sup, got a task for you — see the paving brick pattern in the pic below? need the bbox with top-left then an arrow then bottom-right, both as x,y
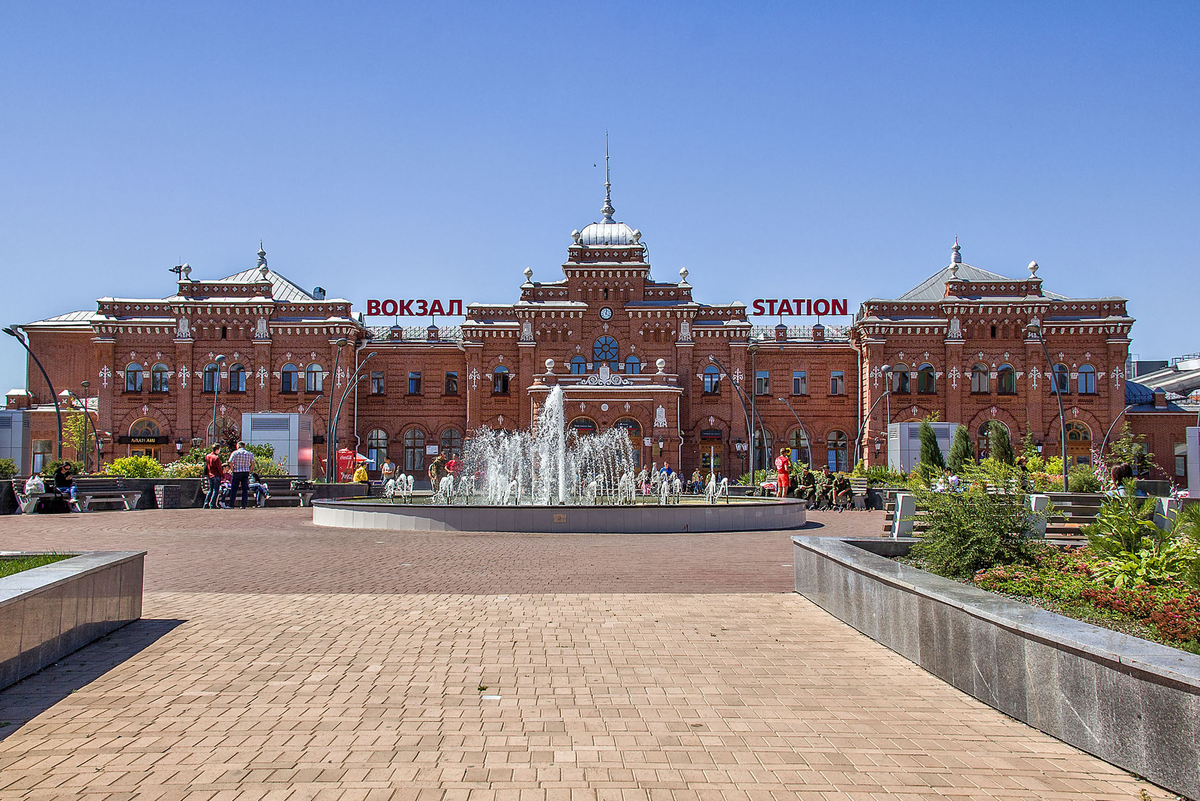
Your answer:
0,509 -> 1172,800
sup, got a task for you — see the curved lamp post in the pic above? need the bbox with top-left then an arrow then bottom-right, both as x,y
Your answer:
210,354 -> 226,446
1027,323 -> 1069,492
329,351 -> 376,481
3,325 -> 62,461
325,338 -> 349,481
776,396 -> 813,468
853,366 -> 892,467
709,355 -> 754,480
81,380 -> 100,472
747,343 -> 759,474
1099,403 -> 1137,458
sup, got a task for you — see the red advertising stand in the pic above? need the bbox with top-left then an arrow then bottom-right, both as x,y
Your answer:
336,448 -> 357,482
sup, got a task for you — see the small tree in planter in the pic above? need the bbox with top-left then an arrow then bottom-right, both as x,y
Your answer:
918,420 -> 946,479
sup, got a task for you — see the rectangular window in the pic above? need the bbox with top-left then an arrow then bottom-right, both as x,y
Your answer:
830,371 -> 845,395
370,371 -> 385,395
32,440 -> 52,474
792,371 -> 807,396
408,371 -> 422,395
1176,443 -> 1187,477
755,370 -> 769,396
444,371 -> 458,395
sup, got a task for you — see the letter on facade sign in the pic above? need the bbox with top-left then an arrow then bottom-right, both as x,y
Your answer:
813,299 -> 830,316
832,299 -> 848,315
765,299 -> 778,315
806,299 -> 812,315
415,299 -> 428,315
777,299 -> 793,315
752,300 -> 766,315
429,300 -> 445,315
398,299 -> 414,315
367,299 -> 381,316
380,299 -> 398,316
793,299 -> 804,314
448,300 -> 463,315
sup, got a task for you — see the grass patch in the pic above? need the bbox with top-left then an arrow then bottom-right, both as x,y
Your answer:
0,553 -> 74,579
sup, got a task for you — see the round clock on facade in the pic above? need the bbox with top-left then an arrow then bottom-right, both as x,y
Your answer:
599,307 -> 613,320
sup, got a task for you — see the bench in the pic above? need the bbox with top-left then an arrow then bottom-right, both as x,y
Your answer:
11,479 -> 73,514
75,479 -> 142,511
850,477 -> 870,510
255,478 -> 314,507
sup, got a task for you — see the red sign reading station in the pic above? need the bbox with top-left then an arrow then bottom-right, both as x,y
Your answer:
751,298 -> 849,317
366,299 -> 464,317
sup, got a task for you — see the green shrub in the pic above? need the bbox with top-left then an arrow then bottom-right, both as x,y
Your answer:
909,486 -> 1044,578
864,465 -> 908,487
1068,464 -> 1102,493
1084,488 -> 1200,588
987,423 -> 1015,465
253,455 -> 288,477
104,456 -> 164,478
918,420 -> 945,471
0,458 -> 17,479
162,460 -> 205,478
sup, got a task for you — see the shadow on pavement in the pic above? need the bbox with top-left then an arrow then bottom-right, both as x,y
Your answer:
0,618 -> 185,741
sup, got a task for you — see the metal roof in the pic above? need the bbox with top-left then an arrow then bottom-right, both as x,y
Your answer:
895,264 -> 1068,302
22,310 -> 96,327
189,268 -> 316,303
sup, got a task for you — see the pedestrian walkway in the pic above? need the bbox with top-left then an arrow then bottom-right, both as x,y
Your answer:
0,510 -> 1170,799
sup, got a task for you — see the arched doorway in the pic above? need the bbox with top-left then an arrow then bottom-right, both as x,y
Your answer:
614,419 -> 643,470
206,415 -> 239,448
1065,421 -> 1092,467
129,418 -> 163,461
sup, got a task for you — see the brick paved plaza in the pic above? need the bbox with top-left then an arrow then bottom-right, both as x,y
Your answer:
0,509 -> 1172,800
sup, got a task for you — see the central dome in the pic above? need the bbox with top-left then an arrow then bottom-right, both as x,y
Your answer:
578,220 -> 639,246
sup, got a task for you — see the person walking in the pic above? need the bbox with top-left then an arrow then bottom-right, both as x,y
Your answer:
202,444 -> 224,509
773,447 -> 792,499
227,441 -> 255,509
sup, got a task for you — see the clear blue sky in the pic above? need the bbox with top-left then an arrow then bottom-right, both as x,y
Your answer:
2,2 -> 1197,394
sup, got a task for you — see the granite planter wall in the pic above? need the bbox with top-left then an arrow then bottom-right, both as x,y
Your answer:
792,536 -> 1200,800
0,551 -> 145,690
313,498 -> 806,533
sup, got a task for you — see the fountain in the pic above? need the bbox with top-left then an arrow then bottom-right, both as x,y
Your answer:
312,385 -> 806,533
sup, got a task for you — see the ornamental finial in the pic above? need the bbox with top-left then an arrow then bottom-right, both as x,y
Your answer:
951,236 -> 962,264
601,131 -> 615,223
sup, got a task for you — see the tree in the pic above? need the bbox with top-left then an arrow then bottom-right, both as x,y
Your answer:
919,420 -> 946,471
947,425 -> 974,473
1020,427 -> 1038,460
63,412 -> 96,470
988,422 -> 1015,466
1106,421 -> 1158,476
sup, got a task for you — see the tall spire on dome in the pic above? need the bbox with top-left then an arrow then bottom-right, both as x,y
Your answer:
601,131 -> 616,223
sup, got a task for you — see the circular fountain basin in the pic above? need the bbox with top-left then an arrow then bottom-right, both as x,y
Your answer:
312,498 -> 806,533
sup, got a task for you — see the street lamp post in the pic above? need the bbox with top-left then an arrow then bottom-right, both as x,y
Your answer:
325,338 -> 349,481
776,396 -> 813,468
3,325 -> 63,461
210,354 -> 226,446
1027,323 -> 1069,492
81,380 -> 97,471
709,355 -> 753,480
329,351 -> 376,481
748,343 -> 759,475
854,382 -> 893,467
1099,403 -> 1137,457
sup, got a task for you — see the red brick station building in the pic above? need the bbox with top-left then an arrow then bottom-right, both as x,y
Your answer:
7,190 -> 1193,485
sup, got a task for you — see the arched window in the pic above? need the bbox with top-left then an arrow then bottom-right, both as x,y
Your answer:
492,365 -> 510,395
997,364 -> 1016,395
917,363 -> 936,394
206,415 -> 239,446
306,363 -> 324,393
228,363 -> 246,393
789,429 -> 811,468
150,363 -> 169,393
570,418 -> 597,436
826,430 -> 848,472
570,356 -> 587,375
281,363 -> 298,393
625,356 -> 641,375
971,364 -> 990,394
1066,421 -> 1091,442
1052,364 -> 1070,394
203,363 -> 219,393
125,363 -> 143,393
891,364 -> 910,394
702,364 -> 721,394
366,429 -> 388,469
128,418 -> 161,460
403,428 -> 425,472
593,336 -> 618,367
1078,364 -> 1096,395
440,428 -> 463,457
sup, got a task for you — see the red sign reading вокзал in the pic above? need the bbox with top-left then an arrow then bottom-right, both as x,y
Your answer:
366,299 -> 464,317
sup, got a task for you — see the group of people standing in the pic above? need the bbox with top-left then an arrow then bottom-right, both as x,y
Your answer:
201,442 -> 271,509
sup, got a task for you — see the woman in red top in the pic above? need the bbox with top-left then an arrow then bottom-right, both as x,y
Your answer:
774,447 -> 792,499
